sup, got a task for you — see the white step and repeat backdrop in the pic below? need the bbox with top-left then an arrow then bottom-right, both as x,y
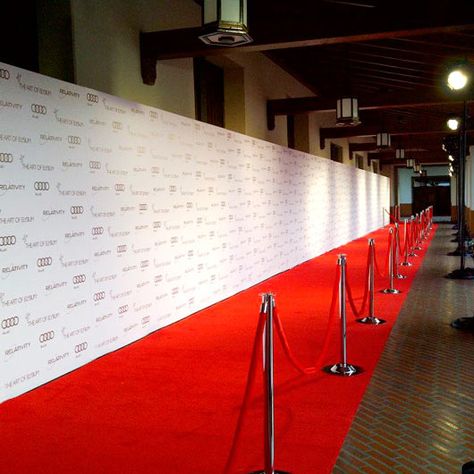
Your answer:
0,62 -> 389,402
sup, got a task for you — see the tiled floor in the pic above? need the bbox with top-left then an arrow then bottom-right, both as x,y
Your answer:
333,224 -> 474,473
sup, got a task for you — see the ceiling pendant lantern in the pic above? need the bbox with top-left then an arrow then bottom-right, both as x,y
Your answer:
406,158 -> 415,168
199,0 -> 253,46
376,132 -> 391,149
336,97 -> 361,127
395,148 -> 405,159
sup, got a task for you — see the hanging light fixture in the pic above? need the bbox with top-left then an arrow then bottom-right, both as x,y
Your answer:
376,132 -> 391,149
199,0 -> 252,46
406,158 -> 415,168
395,148 -> 405,159
336,97 -> 361,127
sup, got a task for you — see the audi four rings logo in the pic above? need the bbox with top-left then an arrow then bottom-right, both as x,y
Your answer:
115,184 -> 125,192
31,104 -> 47,115
68,136 -> 81,145
94,291 -> 105,301
1,316 -> 19,329
118,305 -> 128,314
39,330 -> 55,343
0,68 -> 10,80
0,153 -> 13,163
112,121 -> 123,130
75,342 -> 88,353
37,257 -> 52,267
34,181 -> 50,191
87,93 -> 99,103
89,161 -> 101,169
0,235 -> 16,246
70,206 -> 84,215
73,274 -> 86,284
91,226 -> 104,236
117,245 -> 127,253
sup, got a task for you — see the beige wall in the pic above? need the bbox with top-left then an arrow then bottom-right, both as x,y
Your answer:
70,0 -> 200,118
69,0 -> 369,171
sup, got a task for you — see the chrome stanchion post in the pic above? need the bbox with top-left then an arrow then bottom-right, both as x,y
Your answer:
394,223 -> 406,279
324,255 -> 362,376
250,294 -> 290,474
401,218 -> 412,267
382,228 -> 401,294
414,213 -> 422,250
408,216 -> 418,258
357,239 -> 386,325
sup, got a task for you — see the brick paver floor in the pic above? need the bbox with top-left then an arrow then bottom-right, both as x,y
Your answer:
334,223 -> 474,473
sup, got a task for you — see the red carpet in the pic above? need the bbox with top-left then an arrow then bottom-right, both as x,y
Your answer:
0,225 -> 435,473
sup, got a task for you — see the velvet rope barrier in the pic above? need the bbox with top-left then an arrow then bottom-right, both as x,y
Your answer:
374,228 -> 392,278
345,246 -> 371,318
273,265 -> 341,375
384,208 -> 401,224
223,311 -> 266,474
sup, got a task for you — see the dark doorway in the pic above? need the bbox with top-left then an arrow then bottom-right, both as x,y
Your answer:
412,176 -> 451,216
194,58 -> 224,128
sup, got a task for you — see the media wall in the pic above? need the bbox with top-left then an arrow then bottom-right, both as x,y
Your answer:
0,62 -> 389,402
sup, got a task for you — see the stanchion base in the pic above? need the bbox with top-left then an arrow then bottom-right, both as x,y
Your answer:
356,316 -> 386,325
408,252 -> 418,257
249,471 -> 291,474
451,317 -> 474,331
445,268 -> 474,280
395,274 -> 407,279
381,288 -> 401,294
401,261 -> 413,267
323,363 -> 362,376
414,246 -> 422,250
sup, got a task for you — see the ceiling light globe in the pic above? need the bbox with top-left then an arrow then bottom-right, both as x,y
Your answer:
447,118 -> 460,131
447,69 -> 468,91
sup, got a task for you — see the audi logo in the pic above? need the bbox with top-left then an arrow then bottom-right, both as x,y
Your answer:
87,93 -> 99,103
39,330 -> 55,343
117,245 -> 127,253
0,68 -> 10,80
0,235 -> 16,246
37,257 -> 52,267
169,185 -> 177,192
115,184 -> 125,192
1,316 -> 19,329
91,226 -> 104,236
34,181 -> 50,191
94,291 -> 105,302
112,121 -> 123,130
0,153 -> 13,163
118,305 -> 128,314
150,111 -> 158,119
68,136 -> 81,146
73,274 -> 86,284
31,104 -> 47,115
139,204 -> 147,211
89,160 -> 101,169
75,342 -> 88,353
70,206 -> 84,215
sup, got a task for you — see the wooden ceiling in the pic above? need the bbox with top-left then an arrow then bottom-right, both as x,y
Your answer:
140,0 -> 474,166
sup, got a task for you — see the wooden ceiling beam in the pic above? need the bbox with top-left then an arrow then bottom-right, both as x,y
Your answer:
140,21 -> 474,85
267,91 -> 466,129
320,126 -> 474,149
